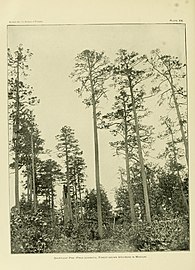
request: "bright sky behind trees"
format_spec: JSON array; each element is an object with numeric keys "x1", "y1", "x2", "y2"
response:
[{"x1": 8, "y1": 24, "x2": 186, "y2": 206}]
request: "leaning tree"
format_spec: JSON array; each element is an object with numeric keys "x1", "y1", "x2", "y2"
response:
[{"x1": 111, "y1": 49, "x2": 152, "y2": 224}]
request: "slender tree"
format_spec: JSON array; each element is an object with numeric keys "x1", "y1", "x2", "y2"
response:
[
  {"x1": 70, "y1": 50, "x2": 111, "y2": 238},
  {"x1": 70, "y1": 155, "x2": 86, "y2": 223},
  {"x1": 111, "y1": 49, "x2": 152, "y2": 224},
  {"x1": 101, "y1": 90, "x2": 137, "y2": 223},
  {"x1": 102, "y1": 91, "x2": 154, "y2": 223},
  {"x1": 36, "y1": 159, "x2": 63, "y2": 225},
  {"x1": 159, "y1": 116, "x2": 189, "y2": 213},
  {"x1": 56, "y1": 126, "x2": 75, "y2": 223},
  {"x1": 147, "y1": 50, "x2": 188, "y2": 166},
  {"x1": 15, "y1": 110, "x2": 44, "y2": 211},
  {"x1": 8, "y1": 45, "x2": 38, "y2": 210},
  {"x1": 56, "y1": 126, "x2": 86, "y2": 227}
]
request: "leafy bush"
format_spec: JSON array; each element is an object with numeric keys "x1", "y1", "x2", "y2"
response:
[
  {"x1": 10, "y1": 207, "x2": 57, "y2": 253},
  {"x1": 10, "y1": 203, "x2": 189, "y2": 253},
  {"x1": 128, "y1": 214, "x2": 189, "y2": 251}
]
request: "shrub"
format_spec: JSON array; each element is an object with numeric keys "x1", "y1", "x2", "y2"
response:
[
  {"x1": 10, "y1": 207, "x2": 56, "y2": 253},
  {"x1": 128, "y1": 214, "x2": 189, "y2": 251}
]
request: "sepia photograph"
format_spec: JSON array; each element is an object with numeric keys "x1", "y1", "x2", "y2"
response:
[{"x1": 7, "y1": 23, "x2": 189, "y2": 254}]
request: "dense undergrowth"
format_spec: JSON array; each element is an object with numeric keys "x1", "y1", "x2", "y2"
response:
[{"x1": 10, "y1": 207, "x2": 189, "y2": 253}]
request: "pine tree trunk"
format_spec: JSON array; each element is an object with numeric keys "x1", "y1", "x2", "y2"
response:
[
  {"x1": 26, "y1": 163, "x2": 31, "y2": 202},
  {"x1": 29, "y1": 172, "x2": 33, "y2": 207},
  {"x1": 128, "y1": 77, "x2": 152, "y2": 224},
  {"x1": 31, "y1": 133, "x2": 37, "y2": 213},
  {"x1": 51, "y1": 182, "x2": 55, "y2": 226},
  {"x1": 65, "y1": 146, "x2": 73, "y2": 221},
  {"x1": 87, "y1": 56, "x2": 103, "y2": 238},
  {"x1": 151, "y1": 63, "x2": 189, "y2": 167},
  {"x1": 166, "y1": 121, "x2": 189, "y2": 213},
  {"x1": 169, "y1": 76, "x2": 189, "y2": 167},
  {"x1": 92, "y1": 98, "x2": 103, "y2": 238},
  {"x1": 63, "y1": 184, "x2": 69, "y2": 227},
  {"x1": 78, "y1": 177, "x2": 84, "y2": 222},
  {"x1": 123, "y1": 101, "x2": 136, "y2": 223},
  {"x1": 73, "y1": 180, "x2": 78, "y2": 229},
  {"x1": 14, "y1": 61, "x2": 20, "y2": 210}
]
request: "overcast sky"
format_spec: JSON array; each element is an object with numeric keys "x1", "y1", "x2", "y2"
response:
[{"x1": 8, "y1": 24, "x2": 186, "y2": 206}]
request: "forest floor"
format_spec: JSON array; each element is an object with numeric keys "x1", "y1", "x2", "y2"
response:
[{"x1": 52, "y1": 236, "x2": 136, "y2": 253}]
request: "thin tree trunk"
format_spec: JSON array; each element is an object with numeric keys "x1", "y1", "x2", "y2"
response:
[
  {"x1": 113, "y1": 215, "x2": 116, "y2": 230},
  {"x1": 31, "y1": 133, "x2": 37, "y2": 213},
  {"x1": 78, "y1": 177, "x2": 84, "y2": 222},
  {"x1": 87, "y1": 56, "x2": 103, "y2": 238},
  {"x1": 169, "y1": 76, "x2": 189, "y2": 167},
  {"x1": 48, "y1": 193, "x2": 51, "y2": 209},
  {"x1": 73, "y1": 180, "x2": 78, "y2": 229},
  {"x1": 46, "y1": 193, "x2": 48, "y2": 205},
  {"x1": 166, "y1": 121, "x2": 189, "y2": 213},
  {"x1": 151, "y1": 61, "x2": 188, "y2": 167},
  {"x1": 128, "y1": 77, "x2": 152, "y2": 224},
  {"x1": 51, "y1": 182, "x2": 55, "y2": 226},
  {"x1": 63, "y1": 184, "x2": 69, "y2": 227},
  {"x1": 65, "y1": 145, "x2": 73, "y2": 221},
  {"x1": 14, "y1": 60, "x2": 20, "y2": 210},
  {"x1": 29, "y1": 172, "x2": 33, "y2": 207},
  {"x1": 148, "y1": 60, "x2": 188, "y2": 166},
  {"x1": 75, "y1": 163, "x2": 84, "y2": 222},
  {"x1": 26, "y1": 163, "x2": 30, "y2": 202},
  {"x1": 123, "y1": 101, "x2": 136, "y2": 223}
]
